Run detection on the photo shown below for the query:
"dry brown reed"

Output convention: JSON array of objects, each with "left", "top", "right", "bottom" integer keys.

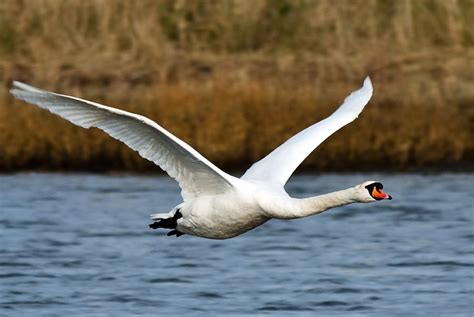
[{"left": 0, "top": 0, "right": 472, "bottom": 172}]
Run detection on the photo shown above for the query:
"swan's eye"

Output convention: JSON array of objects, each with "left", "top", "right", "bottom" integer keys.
[{"left": 365, "top": 182, "right": 391, "bottom": 200}]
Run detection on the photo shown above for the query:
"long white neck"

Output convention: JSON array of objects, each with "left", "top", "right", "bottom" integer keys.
[{"left": 268, "top": 187, "right": 360, "bottom": 219}]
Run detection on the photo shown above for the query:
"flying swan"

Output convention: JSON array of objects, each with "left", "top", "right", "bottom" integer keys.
[{"left": 10, "top": 76, "right": 391, "bottom": 239}]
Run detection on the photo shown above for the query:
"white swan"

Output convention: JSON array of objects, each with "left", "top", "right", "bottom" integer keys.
[{"left": 10, "top": 76, "right": 391, "bottom": 239}]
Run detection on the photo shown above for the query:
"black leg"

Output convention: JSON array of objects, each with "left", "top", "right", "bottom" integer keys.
[
  {"left": 167, "top": 229, "right": 185, "bottom": 237},
  {"left": 149, "top": 209, "right": 184, "bottom": 234},
  {"left": 149, "top": 217, "right": 176, "bottom": 229},
  {"left": 149, "top": 222, "right": 160, "bottom": 229}
]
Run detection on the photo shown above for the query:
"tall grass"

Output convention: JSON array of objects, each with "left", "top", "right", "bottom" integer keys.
[{"left": 0, "top": 0, "right": 472, "bottom": 172}]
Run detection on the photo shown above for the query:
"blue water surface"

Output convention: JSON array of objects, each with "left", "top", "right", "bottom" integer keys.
[{"left": 0, "top": 173, "right": 473, "bottom": 316}]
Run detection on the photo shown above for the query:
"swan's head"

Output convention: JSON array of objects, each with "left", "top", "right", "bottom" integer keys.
[{"left": 355, "top": 181, "right": 392, "bottom": 202}]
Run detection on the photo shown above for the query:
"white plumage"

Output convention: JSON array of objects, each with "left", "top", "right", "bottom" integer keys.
[
  {"left": 11, "top": 81, "right": 237, "bottom": 201},
  {"left": 242, "top": 77, "right": 373, "bottom": 186},
  {"left": 11, "top": 76, "right": 391, "bottom": 239}
]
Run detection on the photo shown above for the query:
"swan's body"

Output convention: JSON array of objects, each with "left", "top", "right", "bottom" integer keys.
[{"left": 10, "top": 76, "right": 391, "bottom": 239}]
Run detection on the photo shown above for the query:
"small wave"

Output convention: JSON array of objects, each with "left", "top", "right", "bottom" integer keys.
[
  {"left": 28, "top": 249, "right": 60, "bottom": 257},
  {"left": 1, "top": 299, "right": 67, "bottom": 306},
  {"left": 106, "top": 295, "right": 143, "bottom": 303},
  {"left": 0, "top": 262, "right": 32, "bottom": 267},
  {"left": 43, "top": 239, "right": 80, "bottom": 247},
  {"left": 0, "top": 219, "right": 59, "bottom": 229},
  {"left": 8, "top": 290, "right": 26, "bottom": 296},
  {"left": 49, "top": 260, "right": 83, "bottom": 268},
  {"left": 28, "top": 195, "right": 61, "bottom": 202},
  {"left": 1, "top": 202, "right": 28, "bottom": 208},
  {"left": 147, "top": 277, "right": 192, "bottom": 284},
  {"left": 316, "top": 278, "right": 345, "bottom": 285},
  {"left": 415, "top": 289, "right": 447, "bottom": 294},
  {"left": 257, "top": 302, "right": 312, "bottom": 312},
  {"left": 195, "top": 292, "right": 224, "bottom": 299},
  {"left": 313, "top": 300, "right": 349, "bottom": 307},
  {"left": 388, "top": 261, "right": 474, "bottom": 267},
  {"left": 0, "top": 273, "right": 28, "bottom": 278},
  {"left": 295, "top": 287, "right": 362, "bottom": 294},
  {"left": 176, "top": 263, "right": 199, "bottom": 268},
  {"left": 333, "top": 287, "right": 362, "bottom": 294},
  {"left": 336, "top": 263, "right": 374, "bottom": 269},
  {"left": 347, "top": 305, "right": 373, "bottom": 311},
  {"left": 260, "top": 245, "right": 306, "bottom": 251},
  {"left": 271, "top": 227, "right": 300, "bottom": 234}
]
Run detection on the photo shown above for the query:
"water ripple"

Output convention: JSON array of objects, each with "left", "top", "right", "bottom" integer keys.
[
  {"left": 388, "top": 261, "right": 474, "bottom": 267},
  {"left": 0, "top": 173, "right": 472, "bottom": 316},
  {"left": 147, "top": 277, "right": 192, "bottom": 284}
]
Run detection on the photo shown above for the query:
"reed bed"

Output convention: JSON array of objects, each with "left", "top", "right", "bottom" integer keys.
[{"left": 0, "top": 0, "right": 472, "bottom": 172}]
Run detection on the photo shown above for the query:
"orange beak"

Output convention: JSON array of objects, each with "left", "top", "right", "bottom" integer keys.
[{"left": 372, "top": 187, "right": 392, "bottom": 200}]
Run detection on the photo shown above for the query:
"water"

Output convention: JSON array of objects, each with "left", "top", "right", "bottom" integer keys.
[{"left": 0, "top": 173, "right": 472, "bottom": 316}]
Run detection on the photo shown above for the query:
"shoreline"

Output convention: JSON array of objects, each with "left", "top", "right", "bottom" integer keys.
[{"left": 2, "top": 164, "right": 473, "bottom": 176}]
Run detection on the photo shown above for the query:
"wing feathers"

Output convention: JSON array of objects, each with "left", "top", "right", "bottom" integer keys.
[
  {"left": 241, "top": 77, "right": 373, "bottom": 186},
  {"left": 11, "top": 81, "right": 237, "bottom": 200}
]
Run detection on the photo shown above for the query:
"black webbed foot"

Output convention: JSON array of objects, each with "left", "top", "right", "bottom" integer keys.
[
  {"left": 149, "top": 222, "right": 161, "bottom": 229},
  {"left": 149, "top": 217, "right": 176, "bottom": 229},
  {"left": 167, "top": 229, "right": 185, "bottom": 237},
  {"left": 149, "top": 209, "right": 184, "bottom": 233}
]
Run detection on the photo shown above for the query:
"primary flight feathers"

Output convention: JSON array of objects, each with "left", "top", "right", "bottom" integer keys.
[
  {"left": 10, "top": 81, "right": 237, "bottom": 201},
  {"left": 242, "top": 76, "right": 373, "bottom": 185}
]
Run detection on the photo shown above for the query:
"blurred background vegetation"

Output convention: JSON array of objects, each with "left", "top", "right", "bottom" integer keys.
[{"left": 0, "top": 0, "right": 473, "bottom": 172}]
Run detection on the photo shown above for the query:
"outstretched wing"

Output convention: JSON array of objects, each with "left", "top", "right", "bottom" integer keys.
[
  {"left": 10, "top": 81, "right": 237, "bottom": 200},
  {"left": 241, "top": 77, "right": 373, "bottom": 187}
]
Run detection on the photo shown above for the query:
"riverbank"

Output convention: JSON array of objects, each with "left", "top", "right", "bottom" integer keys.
[{"left": 0, "top": 1, "right": 472, "bottom": 171}]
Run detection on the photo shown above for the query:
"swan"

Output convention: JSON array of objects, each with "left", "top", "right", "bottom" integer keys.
[{"left": 10, "top": 76, "right": 391, "bottom": 239}]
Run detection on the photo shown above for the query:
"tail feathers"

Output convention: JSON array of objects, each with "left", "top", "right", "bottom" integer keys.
[{"left": 150, "top": 212, "right": 173, "bottom": 221}]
